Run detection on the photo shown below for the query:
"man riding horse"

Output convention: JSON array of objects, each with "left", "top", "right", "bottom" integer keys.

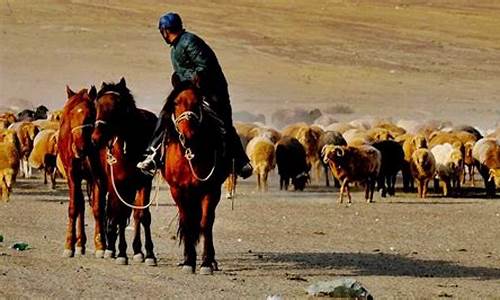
[{"left": 137, "top": 12, "right": 253, "bottom": 179}]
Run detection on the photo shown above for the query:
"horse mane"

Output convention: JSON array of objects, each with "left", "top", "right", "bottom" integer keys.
[
  {"left": 164, "top": 80, "right": 200, "bottom": 114},
  {"left": 96, "top": 80, "right": 137, "bottom": 111}
]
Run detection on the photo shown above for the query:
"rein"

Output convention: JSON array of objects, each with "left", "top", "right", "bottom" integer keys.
[{"left": 105, "top": 137, "right": 158, "bottom": 210}]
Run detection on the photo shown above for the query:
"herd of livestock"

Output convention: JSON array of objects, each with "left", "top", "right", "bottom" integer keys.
[{"left": 0, "top": 104, "right": 500, "bottom": 203}]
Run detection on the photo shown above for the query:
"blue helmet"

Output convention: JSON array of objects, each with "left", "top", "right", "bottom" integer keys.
[{"left": 158, "top": 12, "right": 182, "bottom": 30}]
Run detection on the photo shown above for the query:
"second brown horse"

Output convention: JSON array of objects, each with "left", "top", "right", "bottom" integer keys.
[{"left": 91, "top": 78, "right": 157, "bottom": 265}]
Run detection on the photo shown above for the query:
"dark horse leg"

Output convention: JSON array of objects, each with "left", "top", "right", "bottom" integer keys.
[
  {"left": 116, "top": 208, "right": 130, "bottom": 265},
  {"left": 90, "top": 178, "right": 107, "bottom": 258},
  {"left": 104, "top": 194, "right": 118, "bottom": 260},
  {"left": 63, "top": 170, "right": 85, "bottom": 257},
  {"left": 171, "top": 187, "right": 199, "bottom": 273},
  {"left": 132, "top": 185, "right": 156, "bottom": 266},
  {"left": 200, "top": 189, "right": 221, "bottom": 275}
]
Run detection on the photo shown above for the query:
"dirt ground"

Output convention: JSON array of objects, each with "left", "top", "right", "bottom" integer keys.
[
  {"left": 1, "top": 174, "right": 500, "bottom": 298},
  {"left": 1, "top": 0, "right": 500, "bottom": 298}
]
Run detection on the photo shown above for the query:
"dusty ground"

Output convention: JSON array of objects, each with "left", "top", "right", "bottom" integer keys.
[
  {"left": 1, "top": 0, "right": 500, "bottom": 298},
  {"left": 1, "top": 174, "right": 500, "bottom": 298}
]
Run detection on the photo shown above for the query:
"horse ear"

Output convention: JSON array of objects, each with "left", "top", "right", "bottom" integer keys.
[
  {"left": 119, "top": 77, "right": 126, "bottom": 87},
  {"left": 66, "top": 85, "right": 76, "bottom": 98},
  {"left": 171, "top": 73, "right": 181, "bottom": 88},
  {"left": 88, "top": 85, "right": 97, "bottom": 101}
]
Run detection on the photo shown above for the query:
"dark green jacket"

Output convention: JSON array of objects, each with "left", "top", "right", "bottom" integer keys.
[{"left": 170, "top": 31, "right": 228, "bottom": 96}]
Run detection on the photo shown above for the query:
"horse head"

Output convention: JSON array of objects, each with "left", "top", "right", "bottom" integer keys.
[
  {"left": 168, "top": 75, "right": 204, "bottom": 149},
  {"left": 91, "top": 77, "right": 136, "bottom": 147},
  {"left": 61, "top": 85, "right": 96, "bottom": 158}
]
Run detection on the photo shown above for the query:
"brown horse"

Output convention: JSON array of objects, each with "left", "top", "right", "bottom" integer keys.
[
  {"left": 162, "top": 77, "right": 230, "bottom": 275},
  {"left": 91, "top": 78, "right": 157, "bottom": 265},
  {"left": 59, "top": 86, "right": 107, "bottom": 258}
]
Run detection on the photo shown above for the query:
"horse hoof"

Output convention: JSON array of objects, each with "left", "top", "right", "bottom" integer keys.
[
  {"left": 95, "top": 250, "right": 105, "bottom": 259},
  {"left": 115, "top": 257, "right": 128, "bottom": 265},
  {"left": 133, "top": 253, "right": 144, "bottom": 263},
  {"left": 62, "top": 249, "right": 74, "bottom": 258},
  {"left": 104, "top": 250, "right": 115, "bottom": 259},
  {"left": 181, "top": 265, "right": 195, "bottom": 274},
  {"left": 145, "top": 258, "right": 157, "bottom": 267},
  {"left": 74, "top": 247, "right": 85, "bottom": 257},
  {"left": 199, "top": 266, "right": 213, "bottom": 275}
]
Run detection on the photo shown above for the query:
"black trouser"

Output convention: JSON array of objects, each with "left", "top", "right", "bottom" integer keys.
[{"left": 145, "top": 92, "right": 249, "bottom": 169}]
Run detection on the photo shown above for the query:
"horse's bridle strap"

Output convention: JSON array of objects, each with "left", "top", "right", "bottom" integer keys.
[{"left": 71, "top": 123, "right": 94, "bottom": 133}]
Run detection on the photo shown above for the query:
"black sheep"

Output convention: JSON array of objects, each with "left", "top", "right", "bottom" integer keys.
[
  {"left": 275, "top": 136, "right": 310, "bottom": 191},
  {"left": 372, "top": 140, "right": 405, "bottom": 197}
]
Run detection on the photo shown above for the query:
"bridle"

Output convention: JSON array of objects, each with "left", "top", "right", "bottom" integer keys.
[
  {"left": 171, "top": 99, "right": 216, "bottom": 182},
  {"left": 171, "top": 105, "right": 203, "bottom": 148},
  {"left": 93, "top": 91, "right": 121, "bottom": 129}
]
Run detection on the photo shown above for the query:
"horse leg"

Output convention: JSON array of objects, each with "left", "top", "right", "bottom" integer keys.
[
  {"left": 132, "top": 207, "right": 143, "bottom": 263},
  {"left": 91, "top": 180, "right": 106, "bottom": 258},
  {"left": 104, "top": 197, "right": 118, "bottom": 259},
  {"left": 179, "top": 206, "right": 198, "bottom": 273},
  {"left": 75, "top": 201, "right": 86, "bottom": 256},
  {"left": 199, "top": 190, "right": 221, "bottom": 275},
  {"left": 63, "top": 176, "right": 83, "bottom": 257},
  {"left": 115, "top": 214, "right": 129, "bottom": 265}
]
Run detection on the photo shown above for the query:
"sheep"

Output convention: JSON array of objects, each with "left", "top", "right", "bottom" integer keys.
[
  {"left": 248, "top": 126, "right": 282, "bottom": 144},
  {"left": 317, "top": 130, "right": 347, "bottom": 187},
  {"left": 0, "top": 112, "right": 16, "bottom": 130},
  {"left": 282, "top": 123, "right": 322, "bottom": 183},
  {"left": 234, "top": 121, "right": 260, "bottom": 150},
  {"left": 0, "top": 129, "right": 20, "bottom": 201},
  {"left": 373, "top": 122, "right": 406, "bottom": 138},
  {"left": 8, "top": 121, "right": 39, "bottom": 178},
  {"left": 453, "top": 125, "right": 483, "bottom": 141},
  {"left": 322, "top": 144, "right": 381, "bottom": 203},
  {"left": 47, "top": 109, "right": 64, "bottom": 122},
  {"left": 246, "top": 136, "right": 276, "bottom": 191},
  {"left": 410, "top": 148, "right": 436, "bottom": 199},
  {"left": 372, "top": 140, "right": 405, "bottom": 197},
  {"left": 447, "top": 131, "right": 478, "bottom": 185},
  {"left": 275, "top": 136, "right": 310, "bottom": 191},
  {"left": 366, "top": 127, "right": 395, "bottom": 142},
  {"left": 401, "top": 133, "right": 428, "bottom": 192},
  {"left": 472, "top": 138, "right": 500, "bottom": 197},
  {"left": 431, "top": 143, "right": 463, "bottom": 196},
  {"left": 32, "top": 119, "right": 60, "bottom": 131},
  {"left": 397, "top": 119, "right": 421, "bottom": 135},
  {"left": 28, "top": 129, "right": 59, "bottom": 189},
  {"left": 343, "top": 128, "right": 374, "bottom": 146},
  {"left": 324, "top": 122, "right": 355, "bottom": 134}
]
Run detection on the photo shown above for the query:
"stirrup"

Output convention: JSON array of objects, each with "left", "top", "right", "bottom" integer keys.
[{"left": 136, "top": 154, "right": 158, "bottom": 177}]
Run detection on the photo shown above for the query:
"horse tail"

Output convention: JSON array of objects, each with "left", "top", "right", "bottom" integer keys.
[{"left": 176, "top": 202, "right": 202, "bottom": 246}]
